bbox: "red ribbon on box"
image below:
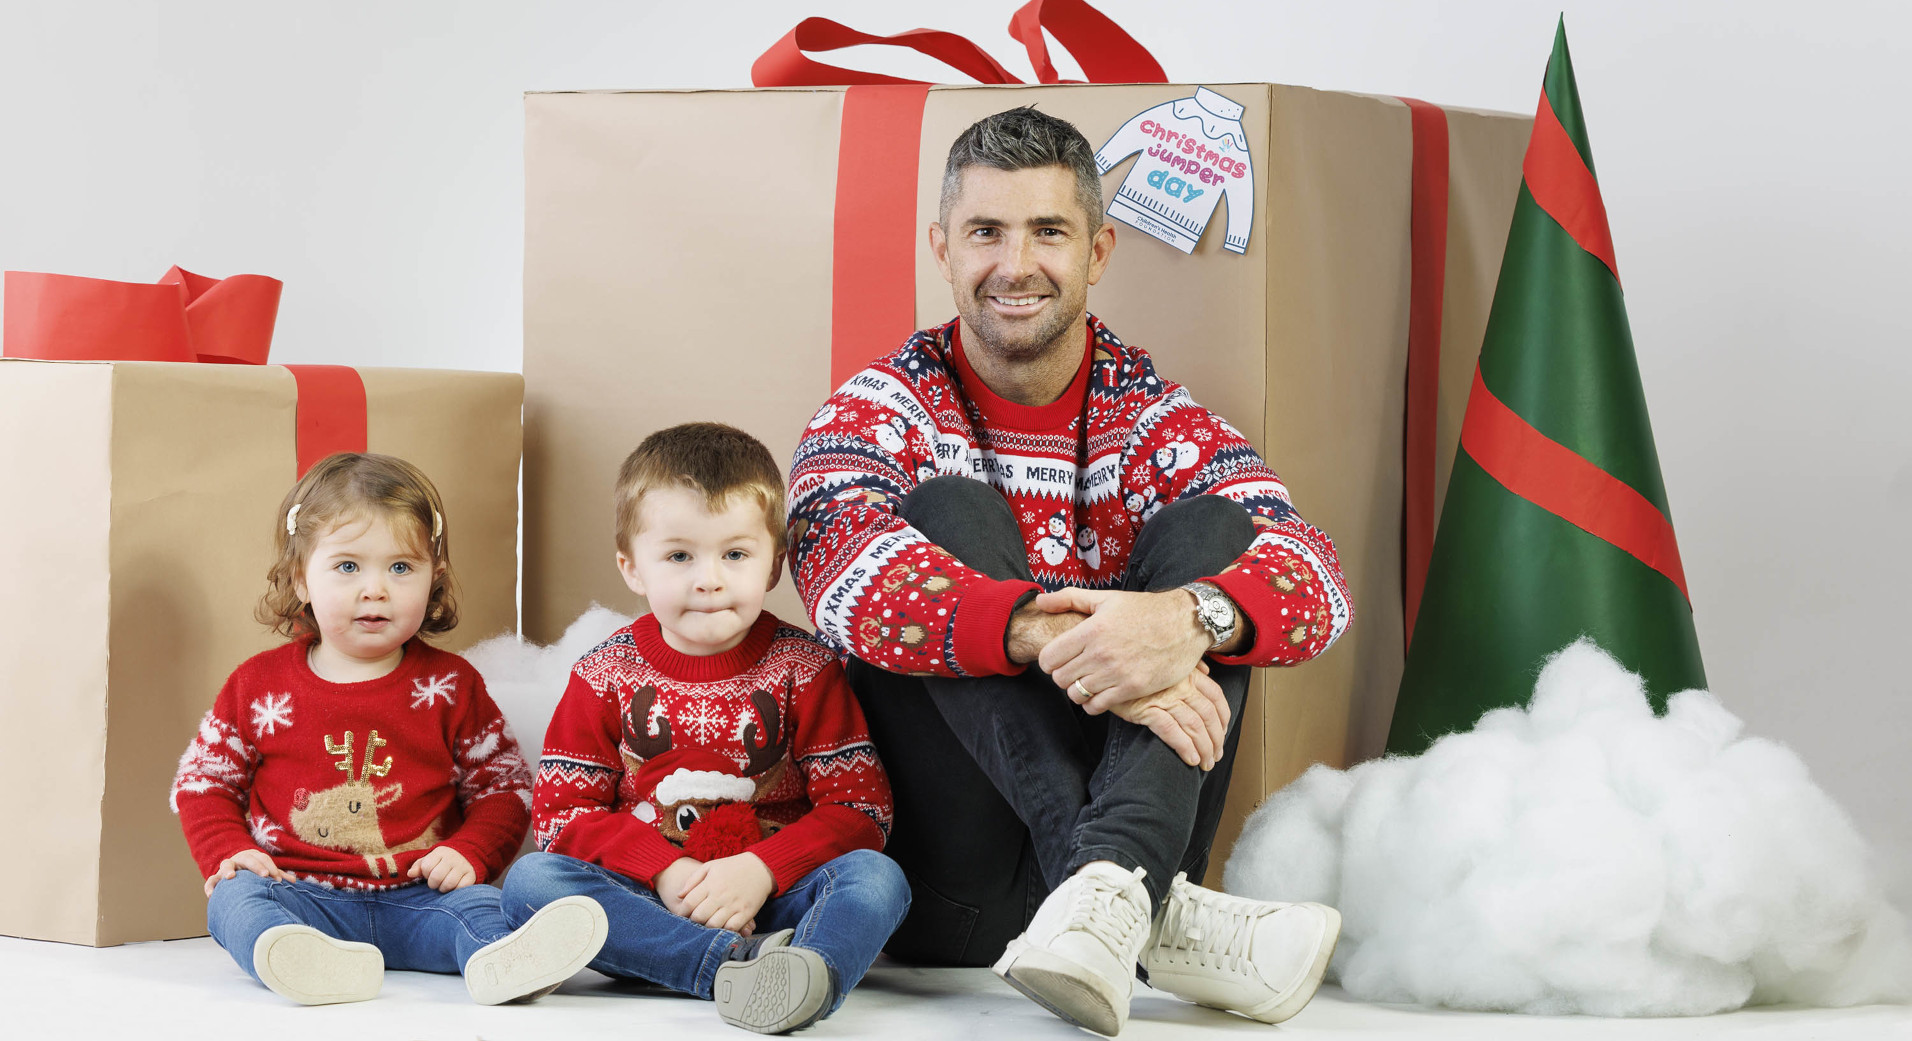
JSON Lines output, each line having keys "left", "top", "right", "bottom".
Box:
{"left": 756, "top": 2, "right": 1454, "bottom": 651}
{"left": 3, "top": 267, "right": 363, "bottom": 476}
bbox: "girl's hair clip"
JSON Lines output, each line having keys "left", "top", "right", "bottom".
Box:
{"left": 432, "top": 508, "right": 443, "bottom": 542}
{"left": 285, "top": 503, "right": 302, "bottom": 536}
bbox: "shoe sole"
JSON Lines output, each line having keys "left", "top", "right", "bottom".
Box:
{"left": 253, "top": 924, "right": 383, "bottom": 1005}
{"left": 992, "top": 940, "right": 1125, "bottom": 1037}
{"left": 715, "top": 946, "right": 831, "bottom": 1034}
{"left": 1238, "top": 903, "right": 1342, "bottom": 1025}
{"left": 465, "top": 895, "right": 610, "bottom": 1005}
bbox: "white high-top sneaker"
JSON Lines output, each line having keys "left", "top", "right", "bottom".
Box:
{"left": 1141, "top": 873, "right": 1341, "bottom": 1024}
{"left": 991, "top": 862, "right": 1152, "bottom": 1036}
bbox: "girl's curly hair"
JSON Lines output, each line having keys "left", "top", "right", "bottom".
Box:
{"left": 256, "top": 452, "right": 458, "bottom": 639}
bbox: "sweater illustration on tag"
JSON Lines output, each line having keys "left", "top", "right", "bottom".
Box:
{"left": 289, "top": 729, "right": 441, "bottom": 876}
{"left": 1094, "top": 86, "right": 1254, "bottom": 255}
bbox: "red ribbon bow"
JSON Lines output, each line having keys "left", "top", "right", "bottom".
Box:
{"left": 3, "top": 266, "right": 363, "bottom": 476}
{"left": 752, "top": 0, "right": 1167, "bottom": 87}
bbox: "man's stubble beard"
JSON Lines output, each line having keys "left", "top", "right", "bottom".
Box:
{"left": 960, "top": 275, "right": 1086, "bottom": 365}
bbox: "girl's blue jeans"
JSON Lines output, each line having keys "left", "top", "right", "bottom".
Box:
{"left": 206, "top": 870, "right": 513, "bottom": 982}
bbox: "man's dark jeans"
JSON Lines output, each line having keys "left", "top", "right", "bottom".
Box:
{"left": 847, "top": 476, "right": 1255, "bottom": 966}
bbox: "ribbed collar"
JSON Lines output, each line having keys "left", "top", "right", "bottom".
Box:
{"left": 631, "top": 611, "right": 781, "bottom": 683}
{"left": 951, "top": 321, "right": 1094, "bottom": 432}
{"left": 291, "top": 635, "right": 428, "bottom": 694}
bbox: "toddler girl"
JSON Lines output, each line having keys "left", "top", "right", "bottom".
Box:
{"left": 171, "top": 452, "right": 607, "bottom": 1005}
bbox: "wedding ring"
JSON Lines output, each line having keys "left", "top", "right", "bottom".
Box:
{"left": 1071, "top": 679, "right": 1093, "bottom": 702}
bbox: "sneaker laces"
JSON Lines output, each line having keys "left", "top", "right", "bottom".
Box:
{"left": 1157, "top": 887, "right": 1255, "bottom": 973}
{"left": 1065, "top": 869, "right": 1148, "bottom": 955}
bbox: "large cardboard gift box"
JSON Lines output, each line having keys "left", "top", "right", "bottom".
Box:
{"left": 524, "top": 82, "right": 1530, "bottom": 864}
{"left": 0, "top": 360, "right": 522, "bottom": 945}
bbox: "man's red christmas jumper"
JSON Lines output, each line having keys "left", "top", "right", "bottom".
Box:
{"left": 533, "top": 612, "right": 892, "bottom": 894}
{"left": 171, "top": 639, "right": 532, "bottom": 889}
{"left": 788, "top": 315, "right": 1354, "bottom": 677}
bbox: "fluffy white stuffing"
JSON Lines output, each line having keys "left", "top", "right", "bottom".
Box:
{"left": 463, "top": 605, "right": 633, "bottom": 760}
{"left": 1223, "top": 638, "right": 1911, "bottom": 1015}
{"left": 654, "top": 769, "right": 757, "bottom": 806}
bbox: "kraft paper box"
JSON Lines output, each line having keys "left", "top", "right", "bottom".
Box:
{"left": 0, "top": 360, "right": 522, "bottom": 946}
{"left": 524, "top": 83, "right": 1529, "bottom": 865}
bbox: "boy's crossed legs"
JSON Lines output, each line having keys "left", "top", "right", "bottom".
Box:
{"left": 503, "top": 849, "right": 910, "bottom": 1033}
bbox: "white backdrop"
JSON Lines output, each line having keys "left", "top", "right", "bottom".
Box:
{"left": 4, "top": 0, "right": 1906, "bottom": 892}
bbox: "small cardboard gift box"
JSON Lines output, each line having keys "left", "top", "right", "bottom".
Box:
{"left": 522, "top": 76, "right": 1531, "bottom": 868}
{"left": 0, "top": 359, "right": 522, "bottom": 945}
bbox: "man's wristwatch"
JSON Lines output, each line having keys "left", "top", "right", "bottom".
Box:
{"left": 1181, "top": 581, "right": 1238, "bottom": 651}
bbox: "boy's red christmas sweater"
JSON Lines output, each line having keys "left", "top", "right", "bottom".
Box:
{"left": 171, "top": 639, "right": 532, "bottom": 889}
{"left": 533, "top": 612, "right": 892, "bottom": 894}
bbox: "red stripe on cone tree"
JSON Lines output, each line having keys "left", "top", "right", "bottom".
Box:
{"left": 1388, "top": 19, "right": 1707, "bottom": 755}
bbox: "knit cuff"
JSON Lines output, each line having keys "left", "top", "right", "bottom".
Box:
{"left": 1203, "top": 567, "right": 1282, "bottom": 667}
{"left": 951, "top": 577, "right": 1044, "bottom": 676}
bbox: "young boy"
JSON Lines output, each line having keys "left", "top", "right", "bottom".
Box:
{"left": 502, "top": 422, "right": 909, "bottom": 1034}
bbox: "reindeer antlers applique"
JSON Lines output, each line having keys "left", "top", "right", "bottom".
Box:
{"left": 290, "top": 729, "right": 439, "bottom": 877}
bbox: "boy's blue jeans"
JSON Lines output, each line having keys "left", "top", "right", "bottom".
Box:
{"left": 501, "top": 849, "right": 909, "bottom": 1015}
{"left": 206, "top": 870, "right": 513, "bottom": 982}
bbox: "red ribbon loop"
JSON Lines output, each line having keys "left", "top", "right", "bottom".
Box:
{"left": 752, "top": 0, "right": 1166, "bottom": 87}
{"left": 1008, "top": 0, "right": 1168, "bottom": 85}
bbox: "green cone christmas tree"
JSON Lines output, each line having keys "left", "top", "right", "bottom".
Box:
{"left": 1388, "top": 20, "right": 1706, "bottom": 756}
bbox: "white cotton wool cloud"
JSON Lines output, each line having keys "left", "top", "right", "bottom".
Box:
{"left": 464, "top": 605, "right": 634, "bottom": 758}
{"left": 1222, "top": 638, "right": 1912, "bottom": 1015}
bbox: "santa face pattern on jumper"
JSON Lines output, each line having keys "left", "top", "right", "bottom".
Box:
{"left": 533, "top": 613, "right": 893, "bottom": 893}
{"left": 787, "top": 315, "right": 1352, "bottom": 679}
{"left": 171, "top": 640, "right": 533, "bottom": 890}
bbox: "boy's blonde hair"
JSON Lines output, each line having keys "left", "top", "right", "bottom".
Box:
{"left": 615, "top": 423, "right": 787, "bottom": 556}
{"left": 258, "top": 452, "right": 458, "bottom": 639}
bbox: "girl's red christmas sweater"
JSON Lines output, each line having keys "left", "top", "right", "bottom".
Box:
{"left": 171, "top": 639, "right": 532, "bottom": 889}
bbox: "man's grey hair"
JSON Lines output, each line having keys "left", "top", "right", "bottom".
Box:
{"left": 939, "top": 106, "right": 1104, "bottom": 228}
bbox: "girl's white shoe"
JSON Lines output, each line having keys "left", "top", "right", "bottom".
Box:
{"left": 252, "top": 924, "right": 384, "bottom": 1005}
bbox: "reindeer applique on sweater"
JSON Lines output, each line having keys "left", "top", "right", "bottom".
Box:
{"left": 290, "top": 729, "right": 444, "bottom": 876}
{"left": 532, "top": 612, "right": 894, "bottom": 894}
{"left": 171, "top": 639, "right": 532, "bottom": 891}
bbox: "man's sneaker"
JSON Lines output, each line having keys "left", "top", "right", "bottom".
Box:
{"left": 714, "top": 927, "right": 837, "bottom": 1034}
{"left": 252, "top": 924, "right": 383, "bottom": 1005}
{"left": 464, "top": 894, "right": 609, "bottom": 1005}
{"left": 992, "top": 862, "right": 1152, "bottom": 1036}
{"left": 1141, "top": 873, "right": 1341, "bottom": 1024}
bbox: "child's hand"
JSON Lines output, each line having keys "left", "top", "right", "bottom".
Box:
{"left": 679, "top": 853, "right": 775, "bottom": 935}
{"left": 408, "top": 845, "right": 477, "bottom": 892}
{"left": 655, "top": 857, "right": 704, "bottom": 918}
{"left": 204, "top": 849, "right": 286, "bottom": 896}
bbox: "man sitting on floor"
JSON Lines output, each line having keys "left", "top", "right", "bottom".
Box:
{"left": 787, "top": 106, "right": 1350, "bottom": 1035}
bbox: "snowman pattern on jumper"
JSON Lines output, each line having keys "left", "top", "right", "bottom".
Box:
{"left": 1075, "top": 528, "right": 1101, "bottom": 571}
{"left": 1034, "top": 511, "right": 1073, "bottom": 567}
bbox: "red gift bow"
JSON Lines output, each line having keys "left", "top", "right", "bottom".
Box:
{"left": 752, "top": 0, "right": 1168, "bottom": 87}
{"left": 3, "top": 266, "right": 362, "bottom": 476}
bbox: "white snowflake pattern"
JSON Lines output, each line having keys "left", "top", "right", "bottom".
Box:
{"left": 1193, "top": 428, "right": 1214, "bottom": 442}
{"left": 411, "top": 672, "right": 459, "bottom": 710}
{"left": 250, "top": 693, "right": 293, "bottom": 736}
{"left": 682, "top": 698, "right": 730, "bottom": 745}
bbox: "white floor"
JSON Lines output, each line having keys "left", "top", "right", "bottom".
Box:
{"left": 3, "top": 935, "right": 1908, "bottom": 1040}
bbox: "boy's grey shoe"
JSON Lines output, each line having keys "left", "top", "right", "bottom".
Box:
{"left": 714, "top": 928, "right": 837, "bottom": 1034}
{"left": 464, "top": 894, "right": 610, "bottom": 1005}
{"left": 1141, "top": 873, "right": 1341, "bottom": 1025}
{"left": 252, "top": 923, "right": 383, "bottom": 1005}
